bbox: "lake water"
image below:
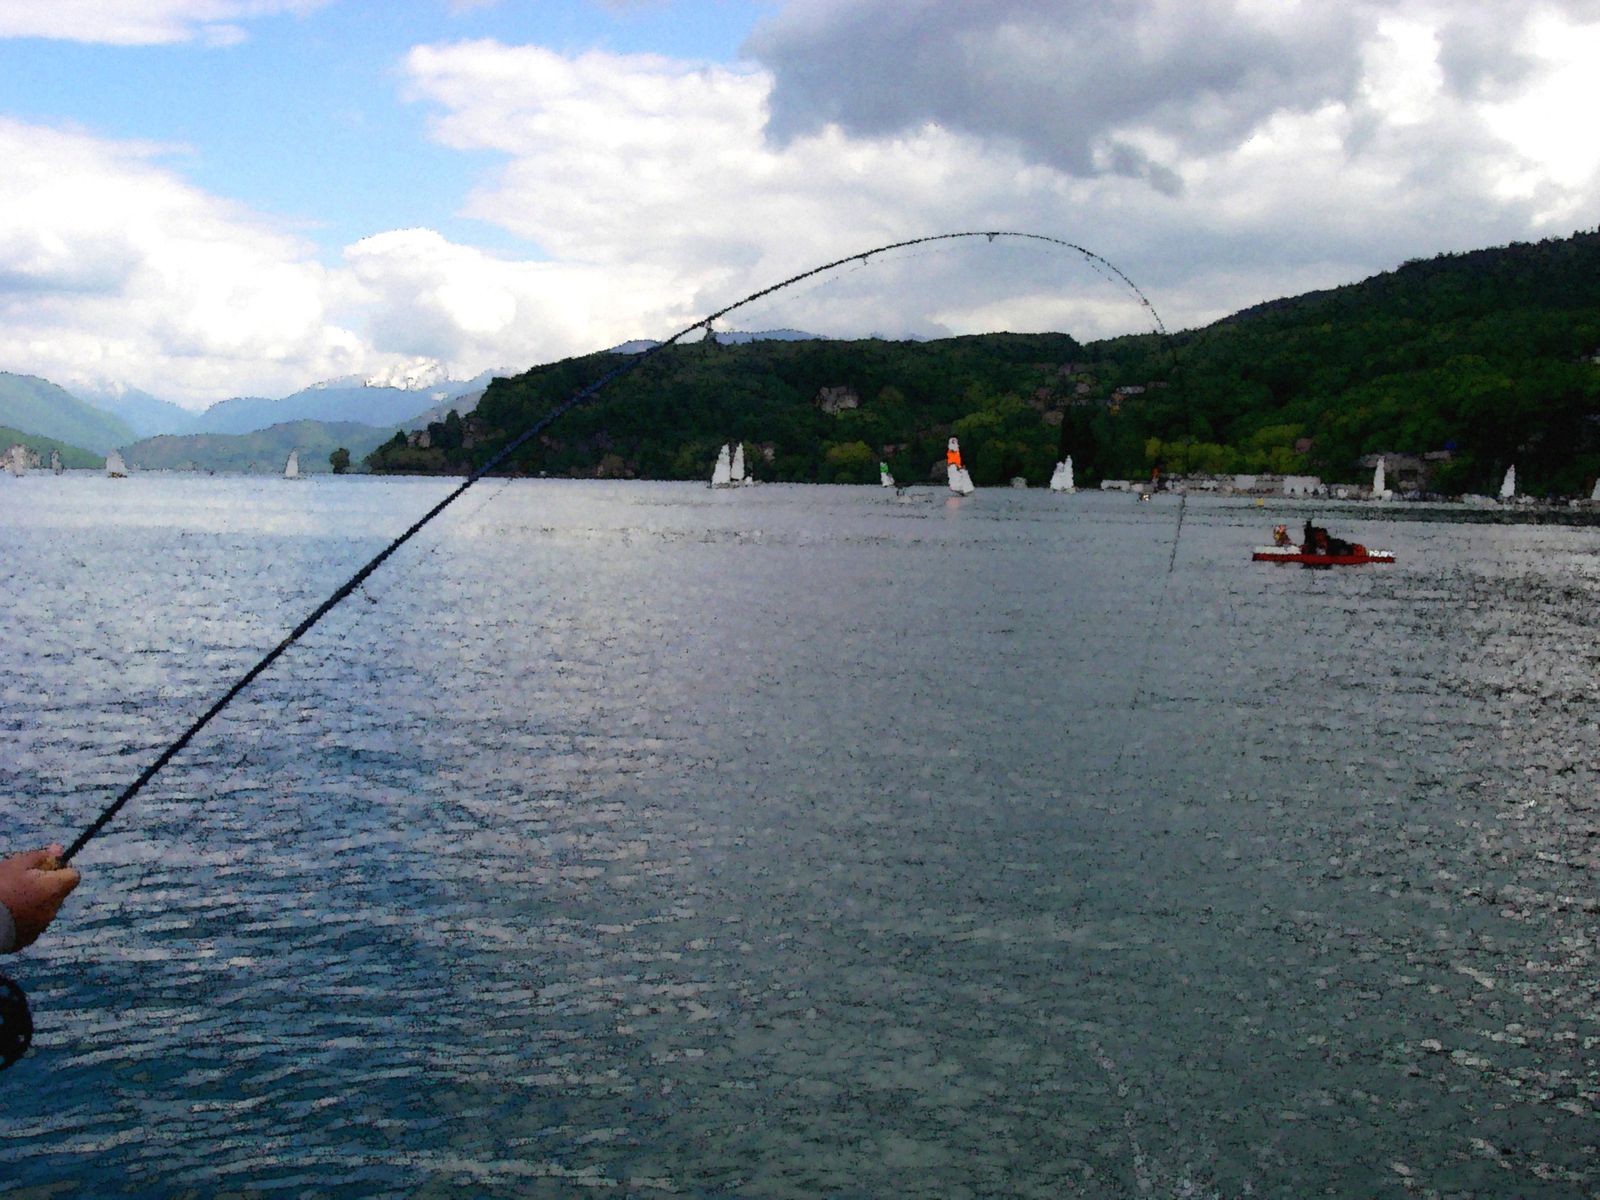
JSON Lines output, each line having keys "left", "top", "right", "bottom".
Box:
{"left": 1, "top": 475, "right": 1597, "bottom": 1198}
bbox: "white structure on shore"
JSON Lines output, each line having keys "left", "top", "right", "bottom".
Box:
{"left": 1371, "top": 457, "right": 1391, "bottom": 501}
{"left": 879, "top": 461, "right": 894, "bottom": 488}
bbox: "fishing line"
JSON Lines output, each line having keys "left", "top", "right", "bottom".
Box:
{"left": 5, "top": 230, "right": 1176, "bottom": 1072}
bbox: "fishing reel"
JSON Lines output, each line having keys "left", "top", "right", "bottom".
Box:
{"left": 0, "top": 972, "right": 33, "bottom": 1071}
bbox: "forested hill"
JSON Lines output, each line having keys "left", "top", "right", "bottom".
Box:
{"left": 1163, "top": 230, "right": 1600, "bottom": 494}
{"left": 368, "top": 230, "right": 1600, "bottom": 495}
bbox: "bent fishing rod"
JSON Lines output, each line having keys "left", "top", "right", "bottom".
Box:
{"left": 2, "top": 231, "right": 1171, "bottom": 1072}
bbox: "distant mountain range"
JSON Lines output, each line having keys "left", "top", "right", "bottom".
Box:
{"left": 0, "top": 373, "right": 136, "bottom": 453}
{"left": 0, "top": 367, "right": 502, "bottom": 472}
{"left": 400, "top": 386, "right": 489, "bottom": 432}
{"left": 75, "top": 384, "right": 198, "bottom": 439}
{"left": 185, "top": 371, "right": 501, "bottom": 436}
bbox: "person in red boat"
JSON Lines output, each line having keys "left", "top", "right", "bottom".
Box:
{"left": 1302, "top": 519, "right": 1364, "bottom": 557}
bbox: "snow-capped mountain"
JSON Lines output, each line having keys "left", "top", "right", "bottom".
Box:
{"left": 363, "top": 359, "right": 453, "bottom": 391}
{"left": 187, "top": 370, "right": 502, "bottom": 435}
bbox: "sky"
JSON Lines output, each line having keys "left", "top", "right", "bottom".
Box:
{"left": 0, "top": 0, "right": 1596, "bottom": 409}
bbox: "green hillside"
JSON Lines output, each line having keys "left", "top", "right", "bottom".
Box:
{"left": 367, "top": 231, "right": 1600, "bottom": 495}
{"left": 1148, "top": 230, "right": 1600, "bottom": 494}
{"left": 0, "top": 426, "right": 102, "bottom": 469}
{"left": 126, "top": 420, "right": 392, "bottom": 474}
{"left": 0, "top": 373, "right": 136, "bottom": 454}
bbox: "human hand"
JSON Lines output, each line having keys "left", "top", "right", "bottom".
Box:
{"left": 0, "top": 845, "right": 81, "bottom": 952}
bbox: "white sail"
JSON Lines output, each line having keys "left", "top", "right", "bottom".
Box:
{"left": 5, "top": 444, "right": 25, "bottom": 476}
{"left": 946, "top": 437, "right": 974, "bottom": 495}
{"left": 1500, "top": 465, "right": 1516, "bottom": 499}
{"left": 710, "top": 444, "right": 733, "bottom": 488}
{"left": 730, "top": 442, "right": 746, "bottom": 485}
{"left": 1372, "top": 457, "right": 1387, "bottom": 499}
{"left": 1592, "top": 477, "right": 1600, "bottom": 502}
{"left": 50, "top": 448, "right": 62, "bottom": 475}
{"left": 105, "top": 449, "right": 127, "bottom": 478}
{"left": 879, "top": 461, "right": 895, "bottom": 488}
{"left": 1050, "top": 456, "right": 1076, "bottom": 493}
{"left": 284, "top": 449, "right": 300, "bottom": 479}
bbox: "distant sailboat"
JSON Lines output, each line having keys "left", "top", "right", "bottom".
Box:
{"left": 284, "top": 449, "right": 301, "bottom": 480}
{"left": 1499, "top": 465, "right": 1516, "bottom": 500}
{"left": 879, "top": 461, "right": 895, "bottom": 488}
{"left": 1049, "top": 456, "right": 1076, "bottom": 493}
{"left": 1592, "top": 477, "right": 1600, "bottom": 503}
{"left": 5, "top": 444, "right": 26, "bottom": 476}
{"left": 105, "top": 449, "right": 127, "bottom": 478}
{"left": 946, "top": 437, "right": 974, "bottom": 495}
{"left": 1371, "top": 457, "right": 1390, "bottom": 501}
{"left": 710, "top": 444, "right": 733, "bottom": 488}
{"left": 50, "top": 448, "right": 62, "bottom": 475}
{"left": 729, "top": 442, "right": 746, "bottom": 486}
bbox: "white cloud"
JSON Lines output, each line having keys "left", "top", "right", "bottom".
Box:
{"left": 1480, "top": 12, "right": 1600, "bottom": 198}
{"left": 0, "top": 119, "right": 360, "bottom": 405}
{"left": 401, "top": 40, "right": 1135, "bottom": 337}
{"left": 0, "top": 0, "right": 326, "bottom": 46}
{"left": 399, "top": 13, "right": 1600, "bottom": 348}
{"left": 5, "top": 3, "right": 1600, "bottom": 411}
{"left": 745, "top": 0, "right": 1600, "bottom": 196}
{"left": 746, "top": 0, "right": 1372, "bottom": 193}
{"left": 341, "top": 226, "right": 685, "bottom": 373}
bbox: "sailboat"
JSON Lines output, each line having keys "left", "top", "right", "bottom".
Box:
{"left": 50, "top": 449, "right": 62, "bottom": 475}
{"left": 879, "top": 461, "right": 895, "bottom": 488}
{"left": 1371, "top": 457, "right": 1390, "bottom": 501}
{"left": 105, "top": 449, "right": 127, "bottom": 478}
{"left": 710, "top": 444, "right": 733, "bottom": 488}
{"left": 729, "top": 443, "right": 746, "bottom": 486}
{"left": 5, "top": 444, "right": 26, "bottom": 476}
{"left": 1499, "top": 465, "right": 1516, "bottom": 501}
{"left": 946, "top": 437, "right": 974, "bottom": 495}
{"left": 1592, "top": 477, "right": 1600, "bottom": 503}
{"left": 1049, "top": 456, "right": 1076, "bottom": 493}
{"left": 284, "top": 449, "right": 301, "bottom": 480}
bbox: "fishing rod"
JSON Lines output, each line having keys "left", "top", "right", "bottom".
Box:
{"left": 0, "top": 231, "right": 1173, "bottom": 1072}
